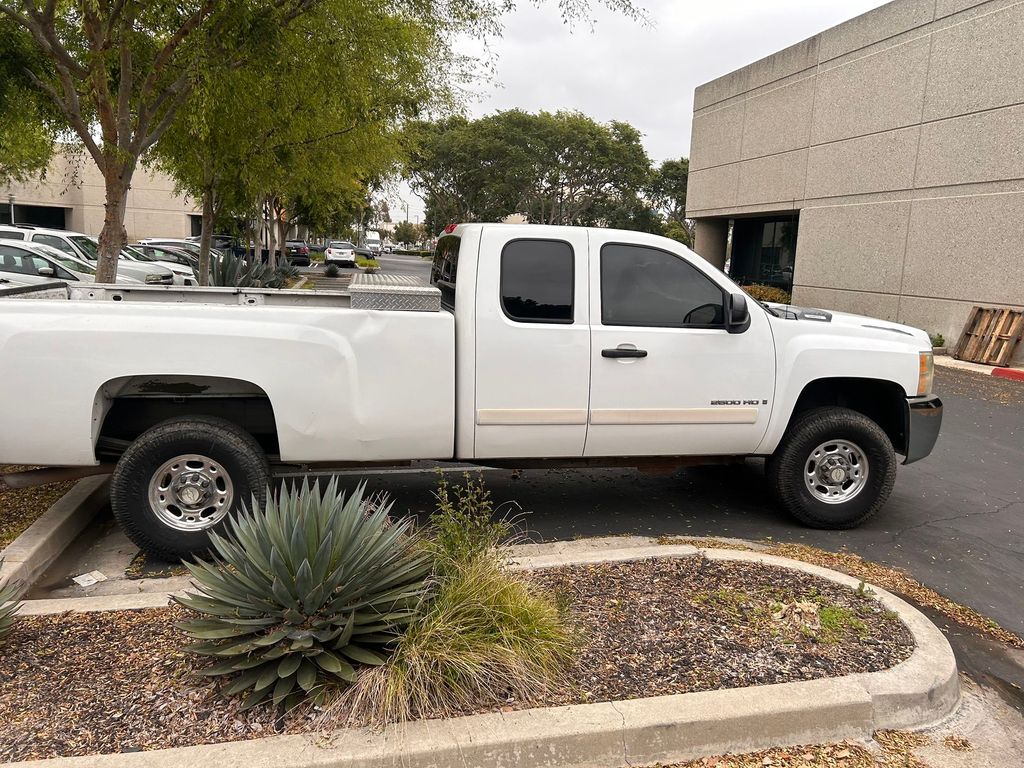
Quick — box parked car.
[324,240,357,267]
[140,238,224,262]
[131,243,198,269]
[0,223,942,561]
[123,245,197,285]
[0,226,172,284]
[186,234,244,257]
[0,240,99,283]
[284,240,311,267]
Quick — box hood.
[765,302,931,348]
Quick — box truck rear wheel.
[766,407,896,529]
[110,416,270,561]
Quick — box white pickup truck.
[0,224,942,559]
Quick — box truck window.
[601,243,725,328]
[431,235,460,310]
[500,239,573,324]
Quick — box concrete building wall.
[686,0,1024,364]
[3,148,198,240]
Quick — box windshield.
[71,236,100,259]
[34,245,96,275]
[122,246,152,261]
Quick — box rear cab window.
[430,235,461,311]
[500,239,573,323]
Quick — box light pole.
[7,195,14,226]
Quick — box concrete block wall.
[4,149,198,240]
[687,0,1024,363]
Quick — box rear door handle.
[602,348,648,358]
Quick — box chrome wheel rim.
[147,454,234,531]
[804,439,869,504]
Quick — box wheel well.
[94,376,279,461]
[791,378,906,454]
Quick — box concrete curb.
[11,538,960,767]
[0,475,110,588]
[934,354,1024,381]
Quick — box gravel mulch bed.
[0,466,74,551]
[0,557,912,761]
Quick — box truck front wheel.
[110,416,270,561]
[766,407,896,529]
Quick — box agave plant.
[209,252,278,288]
[0,561,24,643]
[175,479,431,710]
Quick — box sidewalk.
[934,354,1024,382]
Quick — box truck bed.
[0,272,441,312]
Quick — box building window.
[729,216,798,291]
[601,243,725,328]
[500,239,574,323]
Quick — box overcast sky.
[390,0,891,223]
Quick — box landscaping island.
[0,555,911,761]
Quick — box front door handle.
[602,347,648,358]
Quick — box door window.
[601,243,725,328]
[500,239,573,324]
[32,234,76,256]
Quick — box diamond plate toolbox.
[349,272,442,312]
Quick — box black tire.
[765,406,896,529]
[110,416,270,561]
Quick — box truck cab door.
[473,229,591,458]
[585,233,776,457]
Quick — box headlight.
[917,351,934,396]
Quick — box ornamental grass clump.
[175,479,430,711]
[0,562,24,643]
[330,474,575,726]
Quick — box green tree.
[393,220,419,245]
[2,0,640,282]
[649,157,693,245]
[408,110,652,230]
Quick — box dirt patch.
[659,537,1024,650]
[0,466,74,551]
[0,556,912,761]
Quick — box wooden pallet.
[953,307,1024,366]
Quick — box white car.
[0,226,174,285]
[122,245,197,285]
[140,238,224,260]
[0,240,102,283]
[324,240,356,267]
[0,223,942,561]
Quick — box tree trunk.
[266,195,278,270]
[198,185,215,286]
[95,163,133,283]
[277,215,288,270]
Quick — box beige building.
[2,149,199,239]
[686,0,1024,363]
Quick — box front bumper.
[903,394,943,464]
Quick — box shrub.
[175,479,431,711]
[0,561,24,643]
[428,472,513,573]
[276,263,300,281]
[324,263,340,277]
[342,554,572,724]
[929,332,945,348]
[330,474,572,726]
[743,284,792,304]
[210,252,278,288]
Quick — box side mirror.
[727,293,750,334]
[38,266,55,277]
